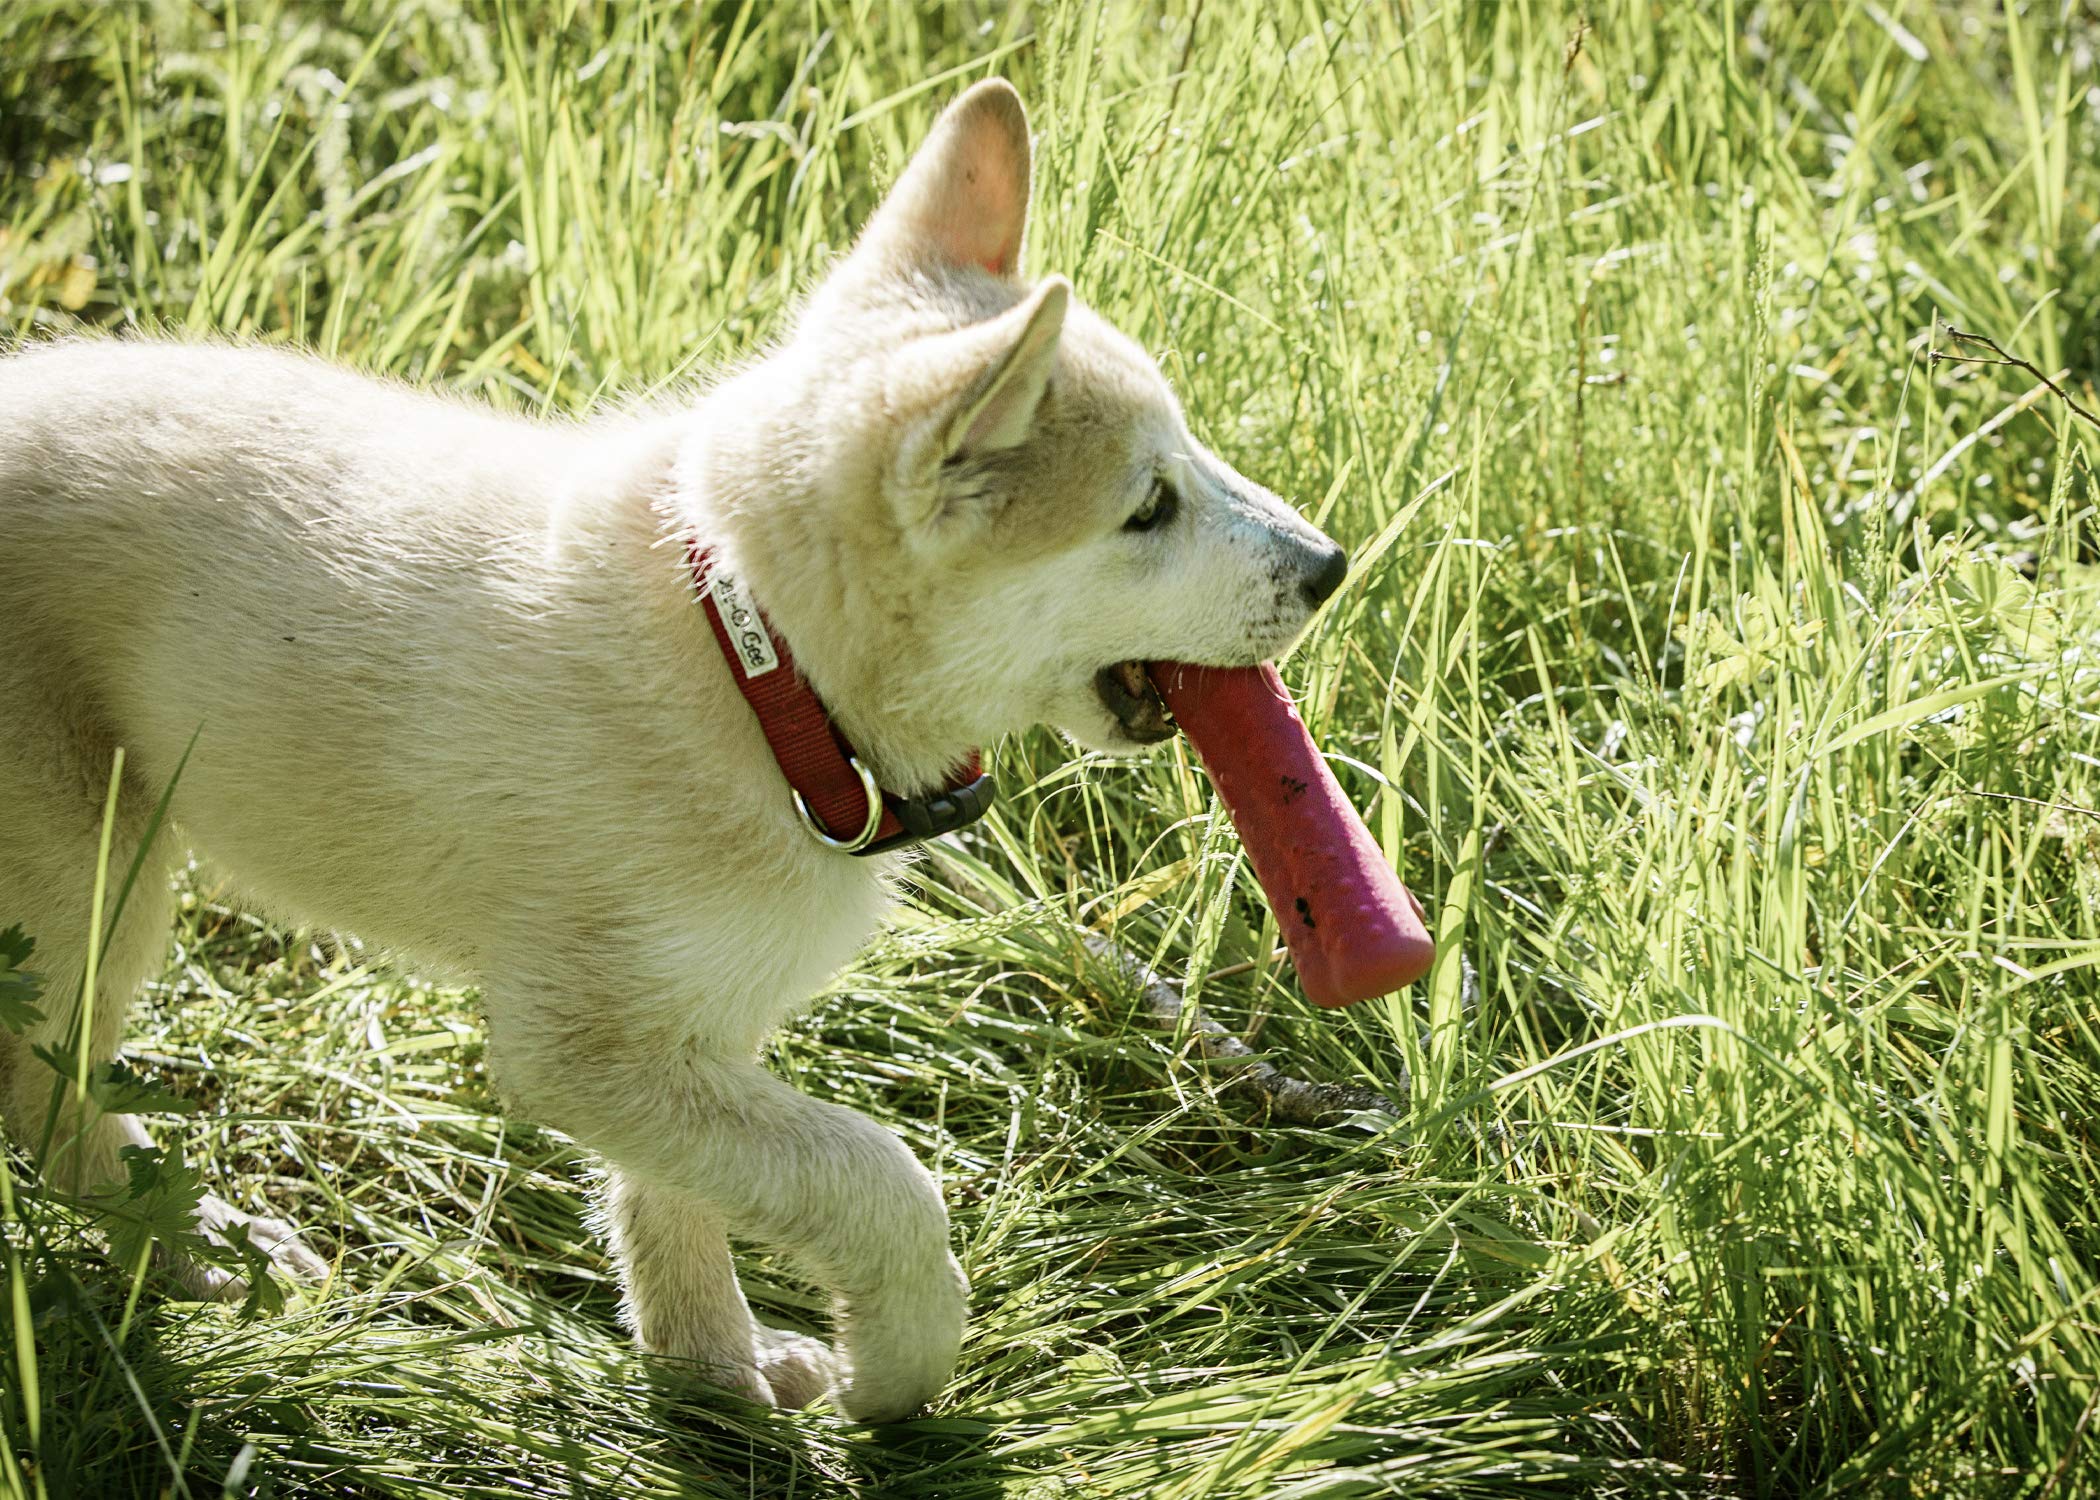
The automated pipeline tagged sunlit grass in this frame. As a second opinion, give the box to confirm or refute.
[3,1,2099,1495]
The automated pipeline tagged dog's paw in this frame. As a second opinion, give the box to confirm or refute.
[832,1254,968,1423]
[693,1356,780,1408]
[167,1194,330,1301]
[752,1323,837,1411]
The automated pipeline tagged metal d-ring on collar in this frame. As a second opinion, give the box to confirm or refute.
[792,756,885,853]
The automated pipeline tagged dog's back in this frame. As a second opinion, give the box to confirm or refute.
[9,343,671,950]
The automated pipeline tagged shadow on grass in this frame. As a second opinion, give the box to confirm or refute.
[4,1208,1049,1499]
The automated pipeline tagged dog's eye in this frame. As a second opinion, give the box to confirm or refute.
[1123,478,1177,534]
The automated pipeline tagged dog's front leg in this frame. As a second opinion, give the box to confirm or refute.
[599,1172,836,1409]
[509,1041,966,1422]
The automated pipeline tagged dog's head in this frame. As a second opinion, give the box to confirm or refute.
[720,81,1346,781]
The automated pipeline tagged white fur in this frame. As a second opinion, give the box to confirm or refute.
[0,81,1342,1420]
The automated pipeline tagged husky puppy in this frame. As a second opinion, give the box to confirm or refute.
[0,81,1346,1420]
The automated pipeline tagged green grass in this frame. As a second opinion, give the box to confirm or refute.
[4,1,2099,1495]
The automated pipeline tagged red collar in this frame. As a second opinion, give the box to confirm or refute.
[690,542,995,856]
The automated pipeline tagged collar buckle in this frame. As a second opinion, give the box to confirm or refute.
[858,769,999,857]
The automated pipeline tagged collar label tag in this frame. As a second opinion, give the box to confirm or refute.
[709,570,780,678]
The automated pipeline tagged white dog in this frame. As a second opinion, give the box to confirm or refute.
[0,80,1347,1420]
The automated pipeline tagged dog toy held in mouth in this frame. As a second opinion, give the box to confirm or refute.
[1147,662,1434,1007]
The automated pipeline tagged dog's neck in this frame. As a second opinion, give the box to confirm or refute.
[673,411,986,801]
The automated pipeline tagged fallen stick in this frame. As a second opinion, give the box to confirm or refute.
[1079,932,1402,1125]
[1933,323,2100,432]
[929,853,1401,1125]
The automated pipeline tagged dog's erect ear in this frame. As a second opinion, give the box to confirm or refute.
[941,276,1067,456]
[890,276,1069,523]
[855,79,1032,278]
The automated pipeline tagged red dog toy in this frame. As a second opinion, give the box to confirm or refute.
[1149,663,1434,1007]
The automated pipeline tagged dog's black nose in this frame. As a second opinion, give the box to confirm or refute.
[1301,542,1349,608]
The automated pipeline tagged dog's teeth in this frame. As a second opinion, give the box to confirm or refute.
[1093,660,1174,742]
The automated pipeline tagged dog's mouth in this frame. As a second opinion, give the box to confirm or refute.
[1093,661,1176,743]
